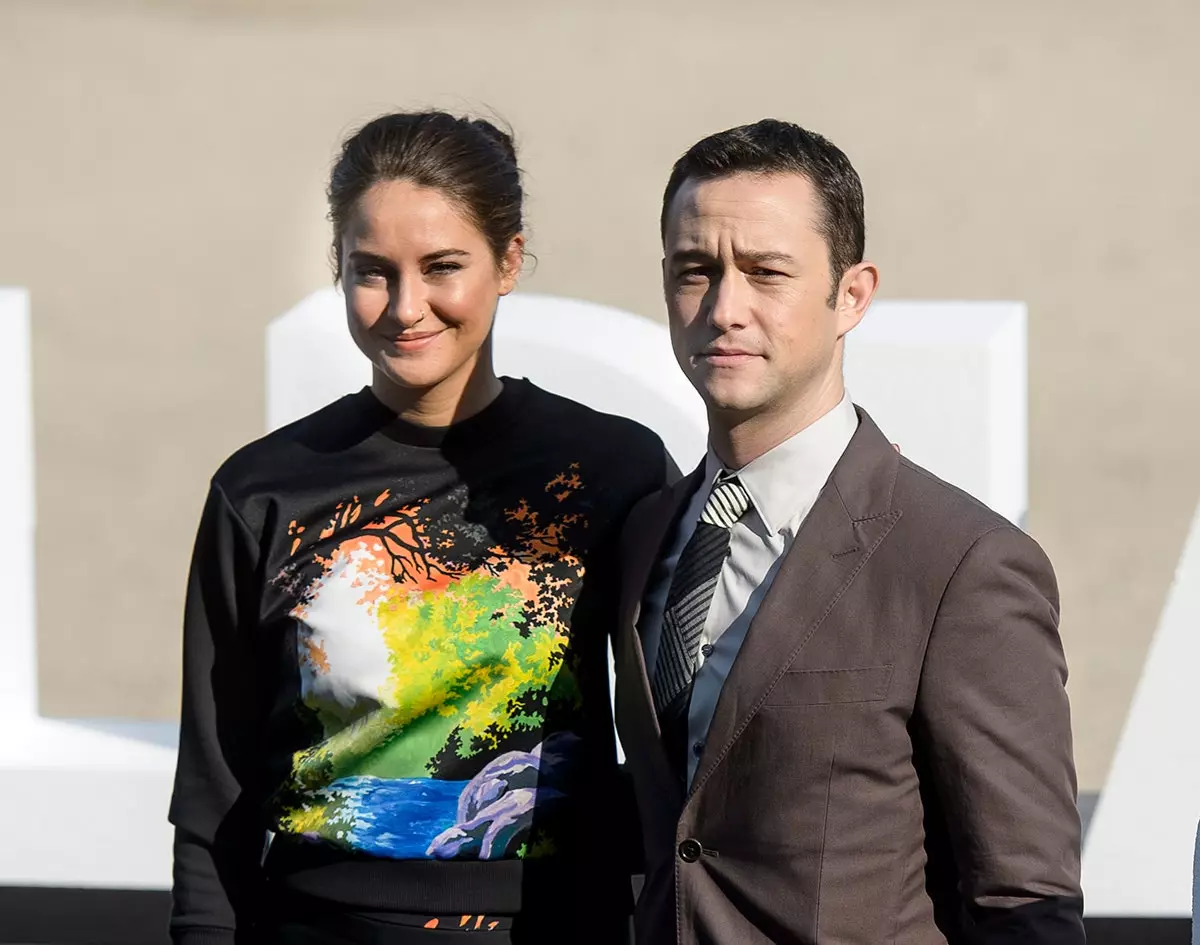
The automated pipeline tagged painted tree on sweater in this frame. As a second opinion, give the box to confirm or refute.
[269,469,589,861]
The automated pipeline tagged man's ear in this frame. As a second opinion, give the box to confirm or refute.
[834,260,880,339]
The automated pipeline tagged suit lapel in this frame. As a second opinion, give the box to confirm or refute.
[688,409,903,799]
[615,465,705,799]
[618,464,706,640]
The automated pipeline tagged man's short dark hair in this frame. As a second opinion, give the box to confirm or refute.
[661,119,865,305]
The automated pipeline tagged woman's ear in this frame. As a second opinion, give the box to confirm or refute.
[498,234,526,296]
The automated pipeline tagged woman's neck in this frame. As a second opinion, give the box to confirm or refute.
[371,358,504,429]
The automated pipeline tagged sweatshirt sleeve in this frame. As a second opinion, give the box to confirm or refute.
[168,481,267,945]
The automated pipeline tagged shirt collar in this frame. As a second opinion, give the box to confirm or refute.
[702,392,859,537]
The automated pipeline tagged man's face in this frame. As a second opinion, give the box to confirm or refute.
[663,172,853,422]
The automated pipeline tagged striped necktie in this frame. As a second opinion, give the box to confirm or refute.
[651,473,752,720]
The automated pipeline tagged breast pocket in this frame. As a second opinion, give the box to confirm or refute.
[764,665,893,706]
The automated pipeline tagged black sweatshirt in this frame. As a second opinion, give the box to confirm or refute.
[168,379,671,945]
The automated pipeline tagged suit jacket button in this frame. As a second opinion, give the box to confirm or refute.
[678,838,703,863]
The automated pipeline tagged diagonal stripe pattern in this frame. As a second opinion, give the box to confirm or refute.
[651,474,752,717]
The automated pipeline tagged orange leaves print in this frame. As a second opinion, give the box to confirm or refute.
[494,558,538,601]
[303,638,330,675]
[546,462,583,503]
[283,465,590,636]
[502,465,586,560]
[511,464,588,560]
[287,494,451,591]
[287,520,307,557]
[289,497,371,559]
[421,917,501,931]
[362,504,451,588]
[320,497,364,540]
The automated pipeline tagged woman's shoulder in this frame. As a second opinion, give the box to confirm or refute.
[520,381,663,452]
[517,381,674,491]
[523,383,667,458]
[209,388,381,505]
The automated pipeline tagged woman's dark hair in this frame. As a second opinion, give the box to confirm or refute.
[328,111,524,281]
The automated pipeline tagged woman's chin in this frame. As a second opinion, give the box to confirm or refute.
[375,363,449,392]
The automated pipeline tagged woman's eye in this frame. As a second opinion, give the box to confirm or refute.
[426,262,463,276]
[353,267,386,283]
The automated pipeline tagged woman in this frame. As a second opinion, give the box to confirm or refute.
[168,112,672,945]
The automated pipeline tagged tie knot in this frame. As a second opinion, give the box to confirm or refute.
[699,473,751,529]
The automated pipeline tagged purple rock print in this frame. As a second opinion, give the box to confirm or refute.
[427,732,580,859]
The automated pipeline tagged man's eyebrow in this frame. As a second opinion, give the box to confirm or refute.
[667,248,717,265]
[667,249,798,267]
[737,250,797,267]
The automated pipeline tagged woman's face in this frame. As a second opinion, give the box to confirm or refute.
[341,179,521,397]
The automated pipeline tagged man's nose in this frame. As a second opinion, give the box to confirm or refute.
[707,270,747,332]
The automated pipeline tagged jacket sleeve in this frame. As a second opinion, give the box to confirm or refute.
[914,525,1085,945]
[168,482,267,945]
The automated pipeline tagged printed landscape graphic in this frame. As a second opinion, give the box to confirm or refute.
[270,468,590,861]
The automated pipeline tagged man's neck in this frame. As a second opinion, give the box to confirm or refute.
[709,375,846,470]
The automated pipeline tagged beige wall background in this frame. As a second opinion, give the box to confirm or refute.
[2,0,1197,791]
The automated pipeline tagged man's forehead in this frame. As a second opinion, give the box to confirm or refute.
[666,171,821,244]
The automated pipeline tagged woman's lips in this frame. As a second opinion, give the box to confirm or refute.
[385,330,444,353]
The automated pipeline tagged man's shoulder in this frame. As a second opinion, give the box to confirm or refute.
[625,483,675,527]
[618,467,697,550]
[894,456,1008,528]
[890,454,1050,573]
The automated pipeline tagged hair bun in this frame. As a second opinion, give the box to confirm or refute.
[469,118,518,165]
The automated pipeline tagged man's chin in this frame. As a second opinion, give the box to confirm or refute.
[698,383,770,417]
[689,366,736,396]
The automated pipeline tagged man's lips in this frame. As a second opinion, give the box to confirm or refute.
[697,347,759,365]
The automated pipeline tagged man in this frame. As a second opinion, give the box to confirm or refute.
[614,120,1084,944]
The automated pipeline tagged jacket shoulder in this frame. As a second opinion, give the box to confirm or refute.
[891,455,1052,573]
[894,456,1014,535]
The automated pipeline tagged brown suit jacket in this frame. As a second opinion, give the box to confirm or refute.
[614,408,1084,945]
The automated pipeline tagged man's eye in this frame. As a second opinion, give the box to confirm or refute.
[677,268,710,283]
[749,268,784,279]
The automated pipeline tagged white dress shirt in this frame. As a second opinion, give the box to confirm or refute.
[640,392,860,785]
